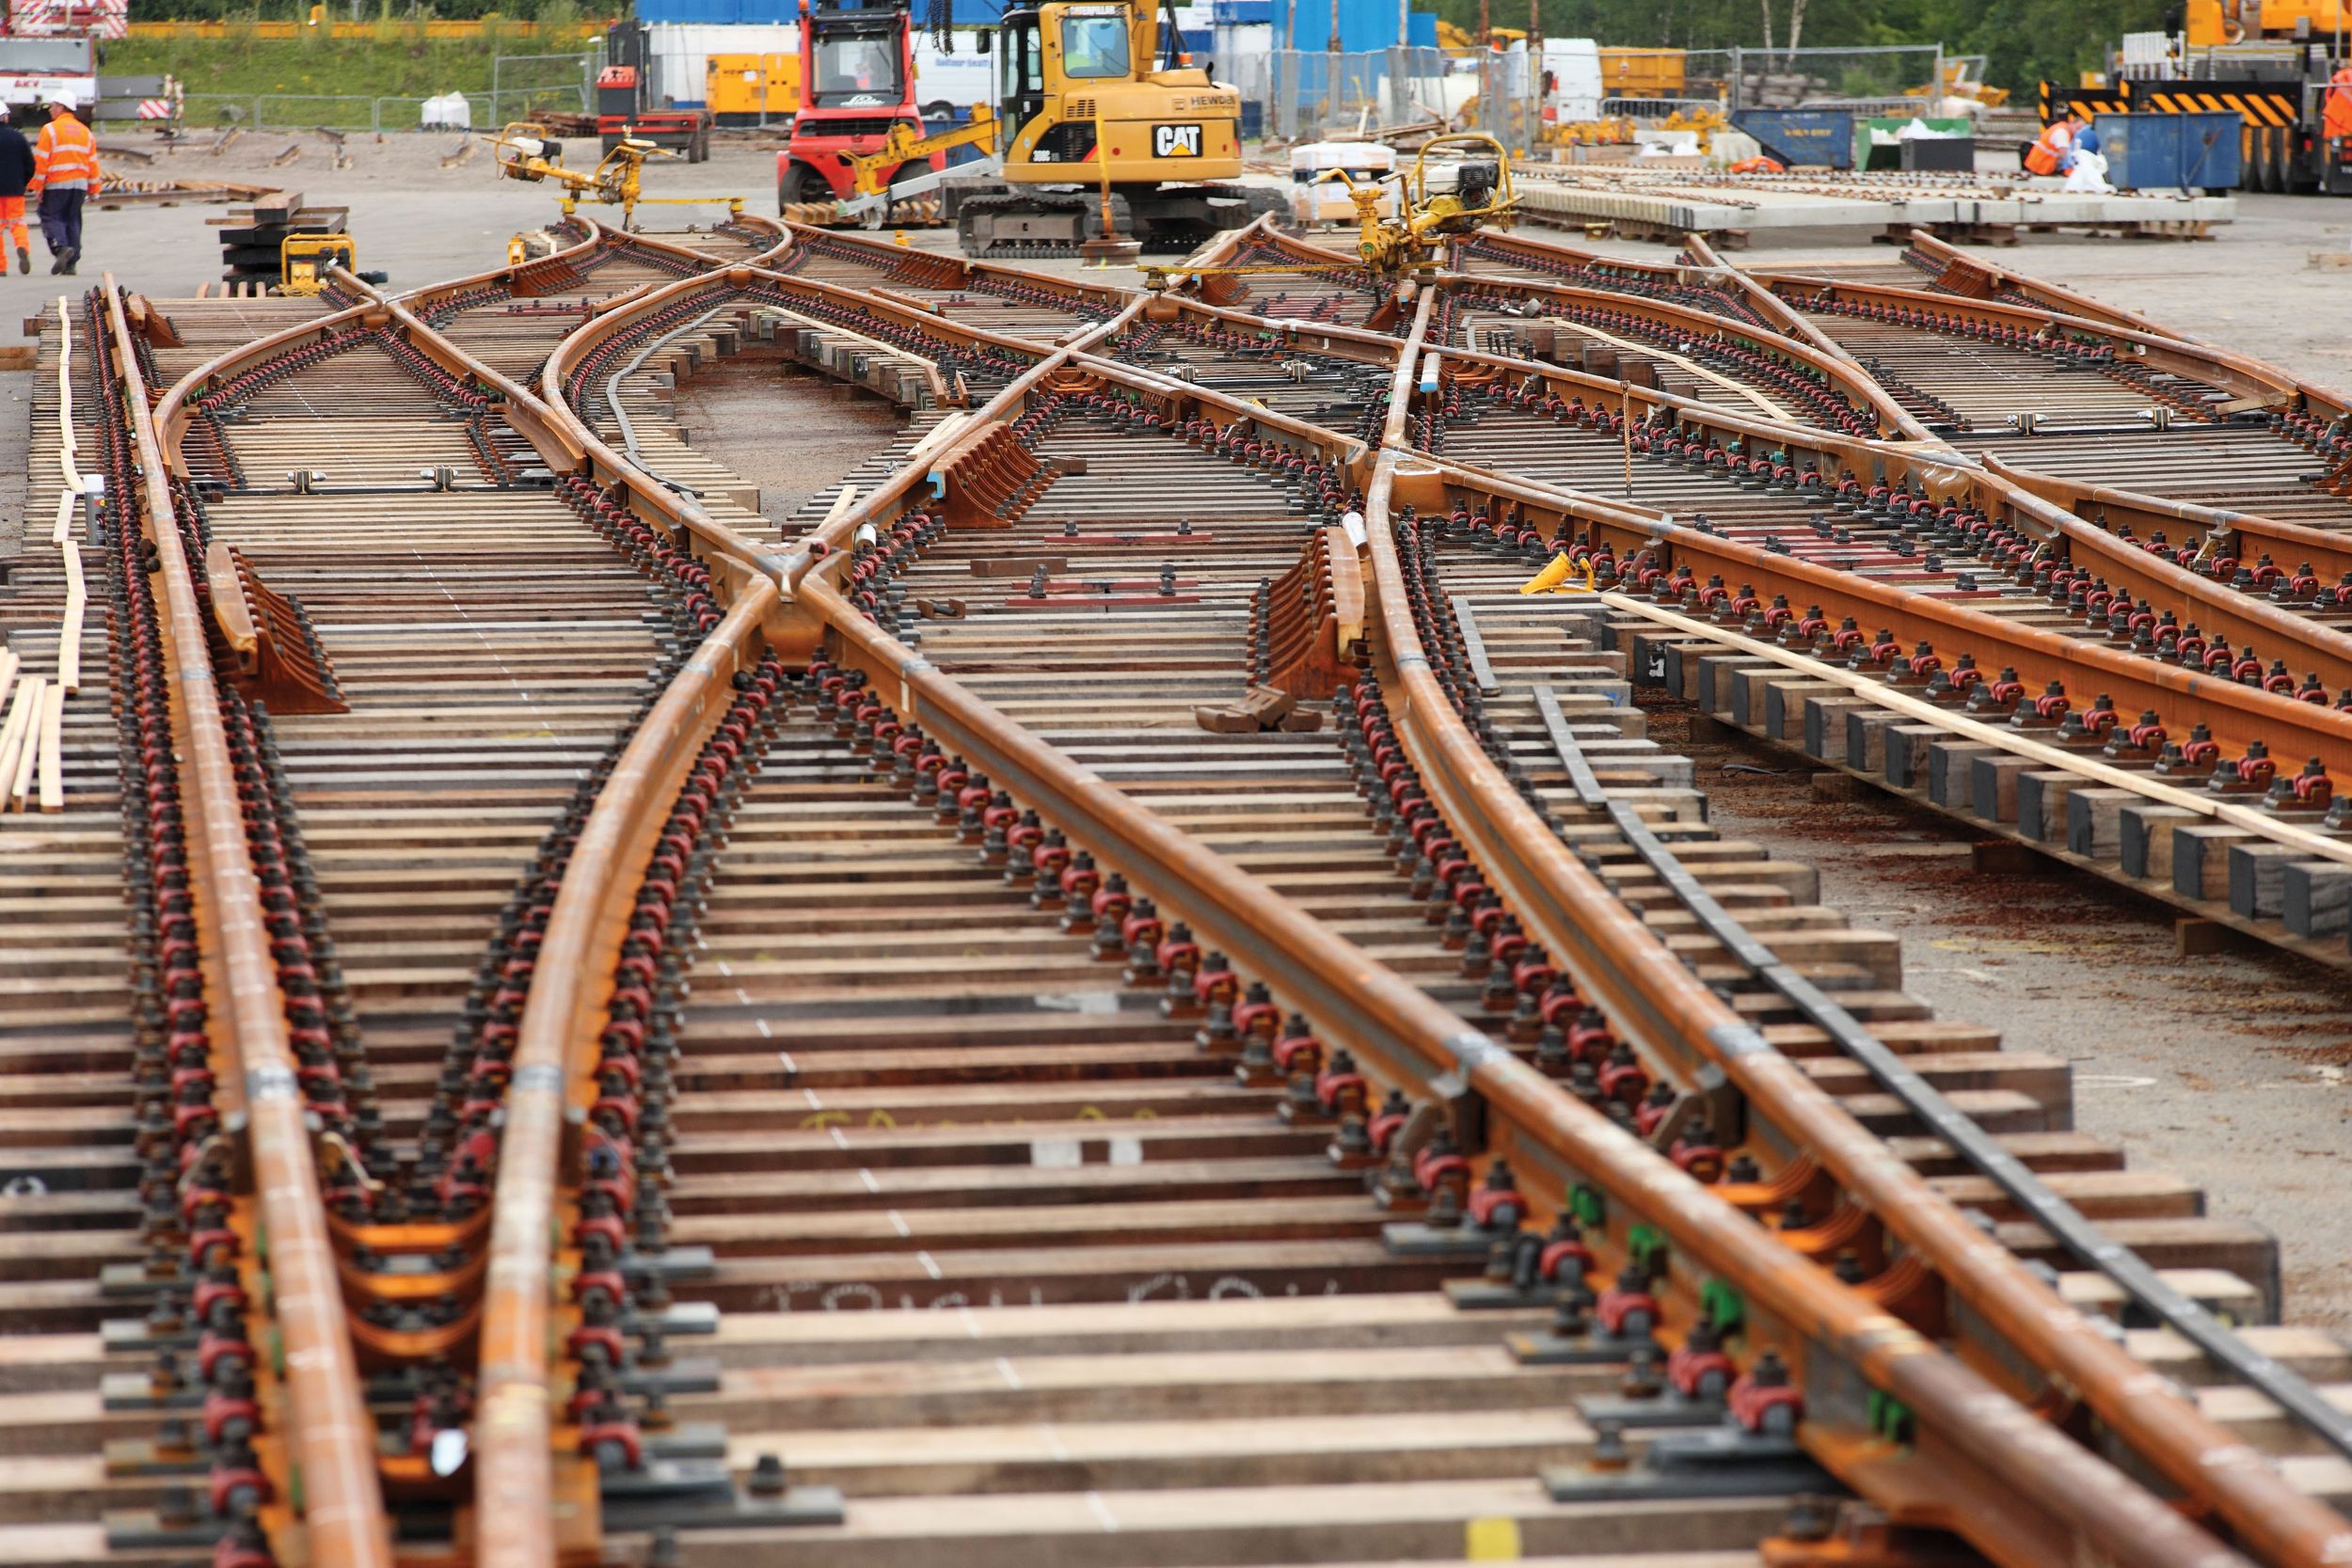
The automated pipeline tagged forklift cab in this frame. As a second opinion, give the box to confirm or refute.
[807,11,908,108]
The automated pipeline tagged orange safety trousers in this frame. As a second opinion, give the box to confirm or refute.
[0,197,26,271]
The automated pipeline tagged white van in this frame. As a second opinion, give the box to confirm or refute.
[1540,38,1602,124]
[912,29,994,120]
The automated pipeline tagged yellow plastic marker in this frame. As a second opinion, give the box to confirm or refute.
[1464,1515,1522,1560]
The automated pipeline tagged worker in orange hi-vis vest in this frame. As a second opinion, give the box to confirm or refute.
[0,104,32,277]
[2024,109,2078,176]
[2327,65,2352,144]
[26,95,97,276]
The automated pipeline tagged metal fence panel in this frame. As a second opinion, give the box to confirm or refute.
[1263,47,1446,143]
[1684,43,1945,115]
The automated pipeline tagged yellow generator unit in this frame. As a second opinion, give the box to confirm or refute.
[706,53,801,122]
[280,232,358,295]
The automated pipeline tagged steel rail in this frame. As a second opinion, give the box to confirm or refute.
[1991,455,2352,588]
[1404,449,2352,873]
[1686,232,1925,419]
[151,297,385,481]
[157,249,809,1565]
[1625,507,2352,780]
[1750,272,2320,415]
[289,217,2352,1568]
[790,453,2261,1568]
[477,579,779,1568]
[456,248,1137,1564]
[1527,670,2352,1466]
[1884,230,2185,338]
[1370,274,2352,1568]
[1391,341,2352,702]
[1445,227,1940,443]
[562,249,2336,1566]
[103,278,396,1568]
[1425,267,1915,437]
[773,217,1143,325]
[1886,226,2352,425]
[390,215,609,311]
[1979,453,2352,689]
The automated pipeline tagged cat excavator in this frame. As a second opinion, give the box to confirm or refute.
[893,0,1282,253]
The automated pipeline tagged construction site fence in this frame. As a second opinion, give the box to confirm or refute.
[1681,42,1947,112]
[182,84,589,133]
[1261,46,1552,147]
[123,18,607,42]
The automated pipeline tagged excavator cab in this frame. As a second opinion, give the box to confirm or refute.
[996,8,1048,147]
[954,0,1277,254]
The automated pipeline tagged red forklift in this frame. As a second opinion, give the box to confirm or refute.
[777,0,940,205]
[599,24,714,163]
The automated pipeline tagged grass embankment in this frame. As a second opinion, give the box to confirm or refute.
[107,22,593,125]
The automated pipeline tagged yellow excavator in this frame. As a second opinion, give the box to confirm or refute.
[899,0,1284,254]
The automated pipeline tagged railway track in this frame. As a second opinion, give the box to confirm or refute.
[4,214,2352,1568]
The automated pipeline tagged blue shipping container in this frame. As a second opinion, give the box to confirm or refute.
[1730,108,1852,170]
[2091,111,2240,191]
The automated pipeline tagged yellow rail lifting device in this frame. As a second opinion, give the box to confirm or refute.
[1144,132,1516,290]
[490,123,745,230]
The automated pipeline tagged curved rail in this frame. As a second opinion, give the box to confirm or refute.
[1362,284,2352,1568]
[104,279,395,1567]
[102,208,2352,1568]
[543,237,2352,1568]
[1754,270,2327,419]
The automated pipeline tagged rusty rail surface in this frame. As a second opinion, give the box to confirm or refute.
[509,241,2352,1568]
[1365,293,2352,1568]
[1749,269,2331,419]
[1406,450,2352,830]
[105,278,396,1567]
[56,216,2352,1568]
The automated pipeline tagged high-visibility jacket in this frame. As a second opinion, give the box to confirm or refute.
[2326,67,2352,143]
[28,113,97,196]
[2024,119,2073,176]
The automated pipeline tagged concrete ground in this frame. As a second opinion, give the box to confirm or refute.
[10,126,2352,1323]
[15,129,2348,397]
[1650,707,2352,1330]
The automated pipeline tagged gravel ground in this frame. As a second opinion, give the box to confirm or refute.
[8,125,2348,1323]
